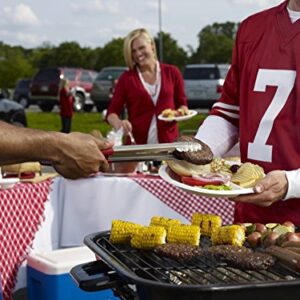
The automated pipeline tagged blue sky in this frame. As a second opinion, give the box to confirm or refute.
[0,0,282,50]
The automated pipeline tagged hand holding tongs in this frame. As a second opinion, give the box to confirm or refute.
[102,141,202,162]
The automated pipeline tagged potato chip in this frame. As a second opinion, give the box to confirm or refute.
[231,162,264,187]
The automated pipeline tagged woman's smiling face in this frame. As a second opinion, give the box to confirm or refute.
[131,35,155,68]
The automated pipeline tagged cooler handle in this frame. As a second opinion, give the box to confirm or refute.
[70,260,119,292]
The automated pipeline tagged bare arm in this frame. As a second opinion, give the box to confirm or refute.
[107,113,132,135]
[0,121,113,179]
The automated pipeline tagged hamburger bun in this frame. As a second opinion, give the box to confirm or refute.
[166,159,211,177]
[2,162,41,176]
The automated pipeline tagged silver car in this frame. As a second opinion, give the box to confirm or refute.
[183,64,230,109]
[91,66,127,112]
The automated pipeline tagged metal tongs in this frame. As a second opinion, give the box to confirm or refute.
[102,141,202,162]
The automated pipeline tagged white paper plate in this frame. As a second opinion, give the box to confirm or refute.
[158,165,254,198]
[158,110,198,122]
[0,178,20,190]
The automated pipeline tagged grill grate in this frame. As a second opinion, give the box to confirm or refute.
[93,233,300,288]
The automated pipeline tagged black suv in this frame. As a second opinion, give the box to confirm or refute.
[13,79,33,108]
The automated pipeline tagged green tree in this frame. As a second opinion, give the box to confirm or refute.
[52,41,85,67]
[29,42,55,70]
[94,38,124,71]
[155,32,187,71]
[190,22,238,63]
[0,44,34,88]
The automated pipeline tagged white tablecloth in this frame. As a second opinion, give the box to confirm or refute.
[58,175,189,247]
[15,173,235,291]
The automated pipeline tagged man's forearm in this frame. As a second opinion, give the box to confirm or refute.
[0,122,61,165]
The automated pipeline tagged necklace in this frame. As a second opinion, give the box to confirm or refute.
[145,82,159,98]
[137,61,161,101]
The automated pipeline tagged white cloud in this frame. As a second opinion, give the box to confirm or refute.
[227,0,280,7]
[114,17,145,32]
[97,28,113,38]
[0,29,9,38]
[15,32,40,45]
[71,0,120,14]
[145,1,167,12]
[1,4,39,26]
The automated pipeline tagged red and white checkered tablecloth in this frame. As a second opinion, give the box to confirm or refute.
[132,177,235,224]
[0,180,52,300]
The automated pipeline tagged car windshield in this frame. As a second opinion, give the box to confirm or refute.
[34,69,60,82]
[63,69,77,81]
[17,80,31,88]
[96,69,125,81]
[219,67,230,79]
[183,67,220,80]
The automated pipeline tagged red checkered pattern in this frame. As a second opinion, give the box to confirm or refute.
[133,177,234,224]
[0,180,52,300]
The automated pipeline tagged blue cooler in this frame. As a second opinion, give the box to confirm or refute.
[0,274,2,300]
[27,246,118,300]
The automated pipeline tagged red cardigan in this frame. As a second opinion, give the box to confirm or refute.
[106,63,187,144]
[59,87,74,118]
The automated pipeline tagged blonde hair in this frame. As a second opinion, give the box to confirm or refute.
[123,28,157,69]
[59,78,69,89]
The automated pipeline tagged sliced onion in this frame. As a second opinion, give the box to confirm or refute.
[191,173,231,184]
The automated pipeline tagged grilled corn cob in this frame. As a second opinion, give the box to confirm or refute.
[191,213,222,237]
[131,226,166,250]
[110,220,142,244]
[211,225,245,247]
[150,216,181,232]
[167,224,201,246]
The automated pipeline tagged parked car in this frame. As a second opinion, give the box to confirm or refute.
[0,94,27,127]
[30,67,98,112]
[91,66,127,112]
[13,79,34,108]
[183,64,230,108]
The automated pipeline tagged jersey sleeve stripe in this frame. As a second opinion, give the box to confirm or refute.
[213,109,240,119]
[212,102,240,111]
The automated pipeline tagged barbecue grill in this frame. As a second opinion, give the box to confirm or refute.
[71,231,300,300]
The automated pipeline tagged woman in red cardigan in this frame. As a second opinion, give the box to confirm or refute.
[59,79,74,133]
[106,28,188,145]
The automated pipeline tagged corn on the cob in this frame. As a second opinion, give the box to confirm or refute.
[131,226,166,250]
[191,213,222,237]
[211,225,245,247]
[150,216,181,232]
[110,220,142,244]
[167,224,201,246]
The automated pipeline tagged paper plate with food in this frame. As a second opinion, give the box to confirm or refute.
[158,108,197,122]
[158,137,264,197]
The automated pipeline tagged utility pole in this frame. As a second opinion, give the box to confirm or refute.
[158,0,163,62]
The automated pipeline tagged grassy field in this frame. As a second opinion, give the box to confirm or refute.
[26,111,208,137]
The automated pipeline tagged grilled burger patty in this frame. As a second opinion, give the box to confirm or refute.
[173,136,213,165]
[154,243,203,261]
[225,252,276,270]
[206,245,275,270]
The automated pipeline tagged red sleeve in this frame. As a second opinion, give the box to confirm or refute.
[60,88,68,99]
[106,72,128,120]
[208,25,243,129]
[172,66,188,108]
